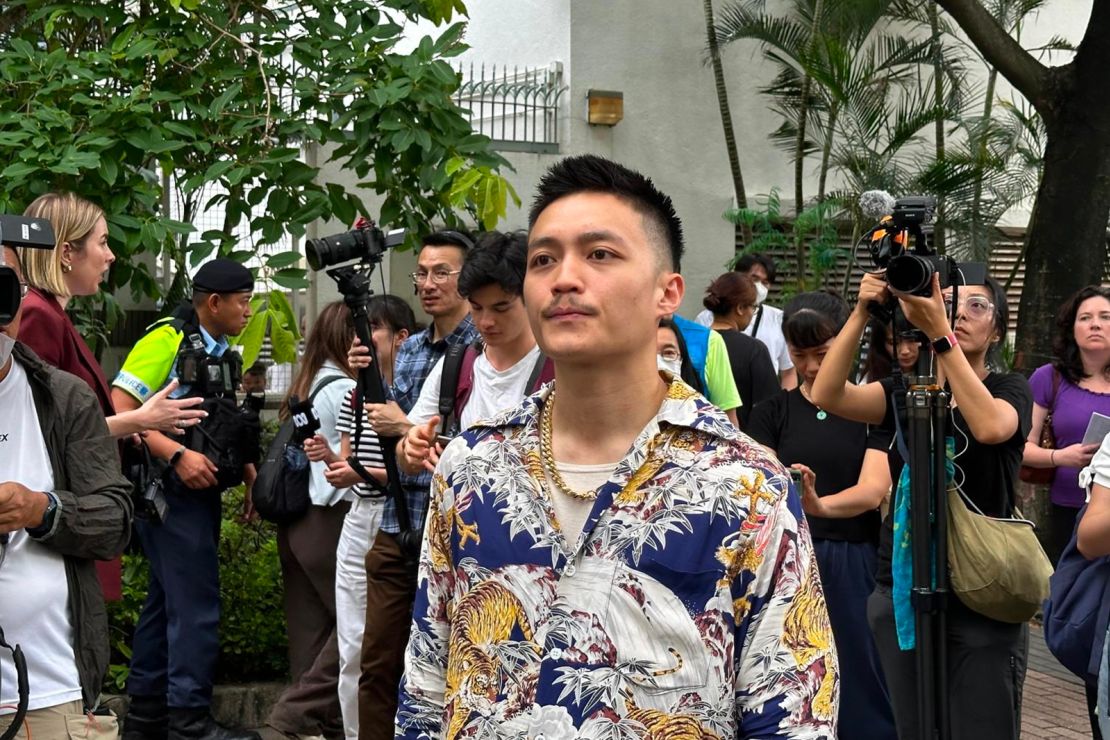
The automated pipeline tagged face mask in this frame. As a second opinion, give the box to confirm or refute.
[0,333,14,373]
[754,281,769,306]
[657,354,683,378]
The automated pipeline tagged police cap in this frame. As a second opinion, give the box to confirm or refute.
[192,258,254,294]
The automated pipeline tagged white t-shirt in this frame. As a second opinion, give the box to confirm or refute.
[546,462,616,547]
[0,360,83,713]
[409,345,543,431]
[697,305,794,375]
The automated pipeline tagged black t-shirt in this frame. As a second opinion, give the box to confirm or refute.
[717,329,781,428]
[747,388,890,543]
[874,371,1033,586]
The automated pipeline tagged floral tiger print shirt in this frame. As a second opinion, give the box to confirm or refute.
[396,379,838,739]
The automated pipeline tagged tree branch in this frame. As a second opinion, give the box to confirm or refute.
[934,0,1049,108]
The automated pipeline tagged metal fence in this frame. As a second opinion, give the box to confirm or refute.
[455,63,565,153]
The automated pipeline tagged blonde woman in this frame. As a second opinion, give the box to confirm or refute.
[18,192,204,438]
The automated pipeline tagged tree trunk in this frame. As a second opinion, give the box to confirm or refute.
[817,102,839,202]
[970,68,998,261]
[1014,103,1110,371]
[703,0,754,251]
[929,1,947,254]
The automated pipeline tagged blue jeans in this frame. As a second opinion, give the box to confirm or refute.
[126,482,222,708]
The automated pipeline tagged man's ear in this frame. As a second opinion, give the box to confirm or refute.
[657,271,685,320]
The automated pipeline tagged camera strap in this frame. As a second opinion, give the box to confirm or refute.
[751,305,764,340]
[0,623,29,740]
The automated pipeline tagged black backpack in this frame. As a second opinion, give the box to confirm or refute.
[252,375,346,524]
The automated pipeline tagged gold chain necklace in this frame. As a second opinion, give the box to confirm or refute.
[539,391,599,501]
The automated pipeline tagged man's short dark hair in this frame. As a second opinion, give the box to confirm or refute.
[734,253,777,284]
[245,362,267,377]
[421,229,474,253]
[458,231,528,298]
[528,155,684,272]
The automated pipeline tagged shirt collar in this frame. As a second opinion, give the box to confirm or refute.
[475,375,740,442]
[197,323,229,357]
[420,314,475,348]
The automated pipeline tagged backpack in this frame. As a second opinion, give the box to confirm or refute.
[438,342,553,438]
[252,375,347,524]
[1043,503,1110,684]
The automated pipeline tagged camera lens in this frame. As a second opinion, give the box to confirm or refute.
[305,230,370,271]
[887,254,934,295]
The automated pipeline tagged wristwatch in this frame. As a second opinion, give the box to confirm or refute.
[931,332,958,355]
[26,491,59,538]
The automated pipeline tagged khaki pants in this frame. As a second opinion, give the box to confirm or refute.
[0,700,119,739]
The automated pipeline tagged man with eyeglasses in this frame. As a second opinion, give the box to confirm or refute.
[346,230,477,740]
[0,244,132,738]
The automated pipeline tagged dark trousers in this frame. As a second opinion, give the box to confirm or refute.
[813,539,897,738]
[358,532,415,740]
[267,501,350,738]
[1044,502,1083,567]
[868,584,1028,740]
[127,485,222,709]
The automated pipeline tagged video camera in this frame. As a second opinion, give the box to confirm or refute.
[305,219,422,567]
[0,215,57,325]
[865,195,986,296]
[305,223,406,271]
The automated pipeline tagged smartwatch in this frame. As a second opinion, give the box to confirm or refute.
[26,491,59,538]
[931,332,958,355]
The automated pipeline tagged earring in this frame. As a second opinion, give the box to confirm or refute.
[61,263,72,274]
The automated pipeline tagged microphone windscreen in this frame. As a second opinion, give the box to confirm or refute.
[859,190,896,221]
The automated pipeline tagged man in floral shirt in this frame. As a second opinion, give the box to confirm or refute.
[396,155,838,739]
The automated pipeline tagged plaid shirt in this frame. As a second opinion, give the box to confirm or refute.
[381,315,477,533]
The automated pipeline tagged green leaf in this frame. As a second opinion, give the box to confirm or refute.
[266,289,300,341]
[1,162,38,179]
[265,251,302,269]
[232,311,268,367]
[268,314,298,363]
[271,268,310,290]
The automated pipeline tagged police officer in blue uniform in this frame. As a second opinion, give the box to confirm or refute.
[112,259,261,740]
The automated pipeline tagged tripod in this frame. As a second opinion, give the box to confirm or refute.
[903,350,951,740]
[325,265,418,556]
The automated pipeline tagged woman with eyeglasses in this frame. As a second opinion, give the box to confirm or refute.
[702,272,779,427]
[811,271,1032,740]
[746,291,897,739]
[656,317,705,394]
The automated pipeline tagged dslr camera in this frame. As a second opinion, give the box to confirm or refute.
[305,222,406,271]
[1,215,57,324]
[867,195,986,295]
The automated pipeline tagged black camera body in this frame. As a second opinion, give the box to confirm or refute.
[867,196,986,297]
[305,224,406,271]
[177,333,242,396]
[1,215,57,325]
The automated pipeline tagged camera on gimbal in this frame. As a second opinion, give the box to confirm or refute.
[867,196,963,297]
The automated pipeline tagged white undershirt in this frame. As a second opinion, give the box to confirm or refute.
[546,462,617,545]
[0,360,82,713]
[409,345,542,431]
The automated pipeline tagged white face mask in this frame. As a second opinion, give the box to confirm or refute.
[754,281,769,306]
[657,353,683,378]
[0,332,14,373]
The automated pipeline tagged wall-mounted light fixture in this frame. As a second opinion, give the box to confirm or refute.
[587,89,623,126]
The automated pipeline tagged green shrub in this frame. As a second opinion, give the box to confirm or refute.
[105,485,289,692]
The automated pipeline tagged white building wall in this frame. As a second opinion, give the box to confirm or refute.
[309,0,1092,319]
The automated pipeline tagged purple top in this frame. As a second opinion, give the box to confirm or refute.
[1030,363,1110,507]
